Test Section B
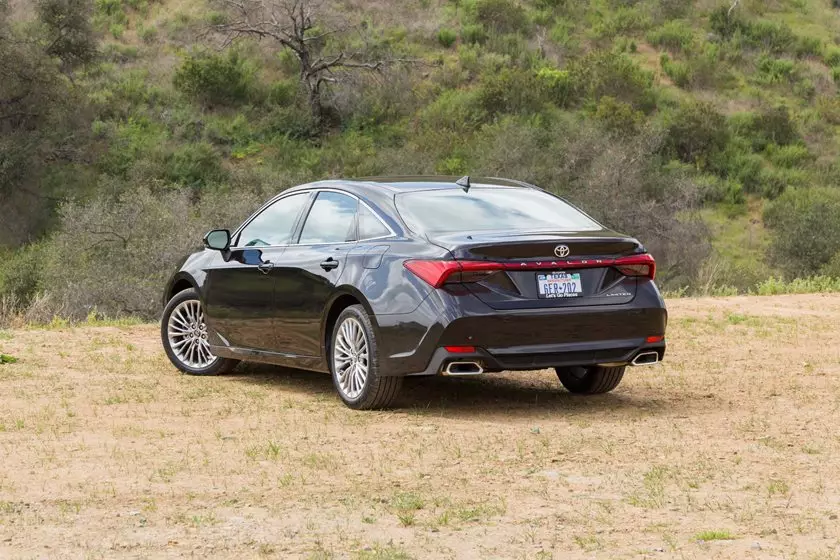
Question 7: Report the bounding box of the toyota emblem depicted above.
[554,245,570,258]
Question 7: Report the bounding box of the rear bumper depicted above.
[406,341,666,376]
[375,281,668,377]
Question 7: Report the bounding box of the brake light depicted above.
[613,254,656,280]
[645,335,664,343]
[404,253,656,287]
[404,260,502,288]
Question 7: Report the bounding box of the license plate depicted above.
[537,272,582,298]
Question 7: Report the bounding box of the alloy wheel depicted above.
[333,317,369,399]
[166,299,217,369]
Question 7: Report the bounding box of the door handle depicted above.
[257,261,274,275]
[320,257,339,271]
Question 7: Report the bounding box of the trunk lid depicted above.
[429,230,645,310]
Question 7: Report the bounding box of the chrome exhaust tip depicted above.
[631,351,660,366]
[443,361,484,376]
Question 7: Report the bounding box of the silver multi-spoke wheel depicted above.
[167,299,216,369]
[333,317,369,399]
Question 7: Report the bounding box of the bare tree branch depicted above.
[209,0,423,126]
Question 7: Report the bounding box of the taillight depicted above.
[404,260,502,288]
[404,253,656,287]
[613,254,656,280]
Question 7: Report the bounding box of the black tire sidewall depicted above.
[161,288,227,376]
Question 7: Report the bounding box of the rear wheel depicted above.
[555,365,625,394]
[161,288,238,376]
[330,305,402,410]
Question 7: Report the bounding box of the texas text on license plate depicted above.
[537,272,582,298]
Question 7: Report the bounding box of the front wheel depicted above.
[330,305,402,410]
[555,365,625,394]
[161,288,238,376]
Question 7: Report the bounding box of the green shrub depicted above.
[823,45,840,66]
[794,35,822,58]
[592,96,643,136]
[568,50,655,111]
[730,105,798,150]
[437,28,457,48]
[755,275,840,295]
[663,101,729,167]
[592,6,649,39]
[709,4,746,39]
[461,23,487,44]
[711,148,764,193]
[0,244,45,308]
[660,53,691,87]
[647,20,694,52]
[109,22,124,38]
[820,252,840,278]
[754,55,797,85]
[165,142,226,188]
[746,20,796,54]
[477,67,544,115]
[764,143,812,168]
[535,67,573,107]
[764,187,840,276]
[417,89,487,132]
[173,49,257,107]
[267,79,298,107]
[470,0,529,34]
[137,22,157,43]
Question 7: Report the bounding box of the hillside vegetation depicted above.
[3,0,840,321]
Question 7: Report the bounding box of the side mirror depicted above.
[203,229,231,251]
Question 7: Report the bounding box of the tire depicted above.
[161,288,239,376]
[329,304,402,410]
[555,365,625,394]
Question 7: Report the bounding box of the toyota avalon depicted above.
[161,176,667,409]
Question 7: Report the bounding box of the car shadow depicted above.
[224,364,668,419]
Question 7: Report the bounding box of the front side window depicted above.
[395,187,602,234]
[237,192,309,247]
[298,191,358,244]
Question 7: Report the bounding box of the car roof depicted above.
[288,176,541,195]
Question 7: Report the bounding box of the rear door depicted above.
[273,190,359,357]
[203,192,311,351]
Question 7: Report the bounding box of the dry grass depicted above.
[2,294,840,558]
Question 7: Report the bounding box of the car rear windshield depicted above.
[395,187,601,234]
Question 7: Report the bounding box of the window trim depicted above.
[231,188,396,250]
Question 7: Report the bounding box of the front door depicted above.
[203,191,312,351]
[273,190,358,357]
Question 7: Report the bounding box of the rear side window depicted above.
[395,187,601,234]
[298,191,358,244]
[358,205,392,240]
[237,192,309,247]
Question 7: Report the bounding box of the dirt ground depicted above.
[2,294,840,559]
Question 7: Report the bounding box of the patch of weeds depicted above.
[802,445,822,455]
[628,466,669,508]
[390,492,424,527]
[0,331,13,340]
[768,479,790,497]
[245,441,284,461]
[0,353,17,364]
[354,543,413,560]
[694,530,735,541]
[102,394,128,405]
[302,452,339,470]
[573,534,603,551]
